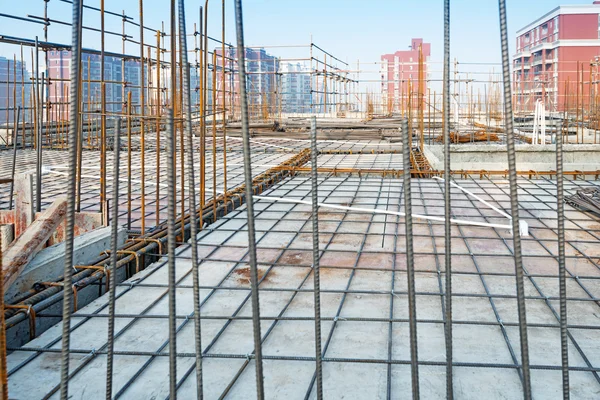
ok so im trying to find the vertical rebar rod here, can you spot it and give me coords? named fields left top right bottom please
left=35, top=37, right=42, bottom=213
left=100, top=0, right=107, bottom=224
left=222, top=0, right=228, bottom=209
left=402, top=118, right=419, bottom=399
left=60, top=1, right=83, bottom=398
left=127, top=91, right=132, bottom=230
left=443, top=0, right=453, bottom=398
left=212, top=52, right=218, bottom=221
left=310, top=116, right=323, bottom=400
left=177, top=0, right=204, bottom=397
left=0, top=186, right=7, bottom=400
left=9, top=107, right=21, bottom=211
left=498, top=1, right=532, bottom=398
left=105, top=119, right=121, bottom=400
left=166, top=107, right=178, bottom=399
left=169, top=0, right=179, bottom=397
left=556, top=107, right=570, bottom=399
left=203, top=1, right=209, bottom=206
left=156, top=30, right=162, bottom=227
left=233, top=0, right=265, bottom=397
left=199, top=6, right=205, bottom=208
left=139, top=0, right=146, bottom=234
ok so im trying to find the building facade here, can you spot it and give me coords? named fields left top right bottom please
left=513, top=2, right=600, bottom=112
left=47, top=50, right=144, bottom=120
left=215, top=47, right=279, bottom=117
left=380, top=38, right=431, bottom=113
left=280, top=63, right=311, bottom=114
left=0, top=56, right=30, bottom=126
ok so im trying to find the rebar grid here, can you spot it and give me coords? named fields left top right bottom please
left=1, top=1, right=600, bottom=399
left=4, top=174, right=600, bottom=398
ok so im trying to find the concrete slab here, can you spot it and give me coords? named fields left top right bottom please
left=5, top=176, right=600, bottom=399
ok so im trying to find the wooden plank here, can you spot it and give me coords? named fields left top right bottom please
left=2, top=197, right=67, bottom=292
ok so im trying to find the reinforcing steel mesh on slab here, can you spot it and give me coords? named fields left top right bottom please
left=5, top=175, right=600, bottom=399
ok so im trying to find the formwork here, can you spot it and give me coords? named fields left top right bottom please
left=5, top=172, right=600, bottom=399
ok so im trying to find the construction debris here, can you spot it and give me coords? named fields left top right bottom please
left=566, top=187, right=600, bottom=217
left=435, top=130, right=500, bottom=143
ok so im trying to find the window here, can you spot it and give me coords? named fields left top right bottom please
left=542, top=23, right=548, bottom=35
left=525, top=33, right=530, bottom=43
left=554, top=17, right=559, bottom=33
left=598, top=14, right=600, bottom=39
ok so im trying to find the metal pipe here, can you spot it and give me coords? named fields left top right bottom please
left=105, top=119, right=121, bottom=399
left=233, top=0, right=265, bottom=397
left=59, top=0, right=83, bottom=398
left=498, top=1, right=532, bottom=398
left=402, top=118, right=419, bottom=399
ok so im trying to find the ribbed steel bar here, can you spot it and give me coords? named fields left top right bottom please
left=35, top=37, right=42, bottom=214
left=139, top=0, right=146, bottom=235
left=233, top=0, right=266, bottom=397
left=443, top=0, right=453, bottom=398
left=168, top=1, right=178, bottom=396
left=100, top=0, right=107, bottom=224
left=0, top=189, right=7, bottom=400
left=402, top=118, right=419, bottom=399
left=105, top=119, right=121, bottom=399
left=60, top=0, right=83, bottom=398
left=9, top=106, right=21, bottom=210
left=177, top=0, right=204, bottom=397
left=310, top=116, right=323, bottom=399
left=498, top=1, right=532, bottom=398
left=556, top=112, right=570, bottom=398
left=166, top=106, right=178, bottom=399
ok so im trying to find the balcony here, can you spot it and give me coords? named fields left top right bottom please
left=512, top=49, right=532, bottom=59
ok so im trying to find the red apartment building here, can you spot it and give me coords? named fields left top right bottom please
left=513, top=2, right=600, bottom=112
left=381, top=38, right=431, bottom=113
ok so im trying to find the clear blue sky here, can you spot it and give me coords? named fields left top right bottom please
left=0, top=0, right=594, bottom=88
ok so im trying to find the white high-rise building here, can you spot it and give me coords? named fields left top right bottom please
left=280, top=62, right=311, bottom=114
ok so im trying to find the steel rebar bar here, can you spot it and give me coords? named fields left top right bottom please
left=310, top=116, right=324, bottom=400
left=233, top=0, right=265, bottom=397
left=59, top=1, right=83, bottom=398
left=105, top=119, right=121, bottom=400
left=443, top=1, right=453, bottom=398
left=168, top=0, right=179, bottom=396
left=166, top=106, right=178, bottom=399
left=556, top=108, right=570, bottom=399
left=178, top=0, right=204, bottom=397
left=402, top=118, right=419, bottom=399
left=498, top=1, right=532, bottom=398
left=9, top=106, right=21, bottom=211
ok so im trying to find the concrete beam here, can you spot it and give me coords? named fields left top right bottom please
left=4, top=225, right=128, bottom=304
left=2, top=197, right=67, bottom=292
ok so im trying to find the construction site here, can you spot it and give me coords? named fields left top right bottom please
left=1, top=0, right=600, bottom=399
